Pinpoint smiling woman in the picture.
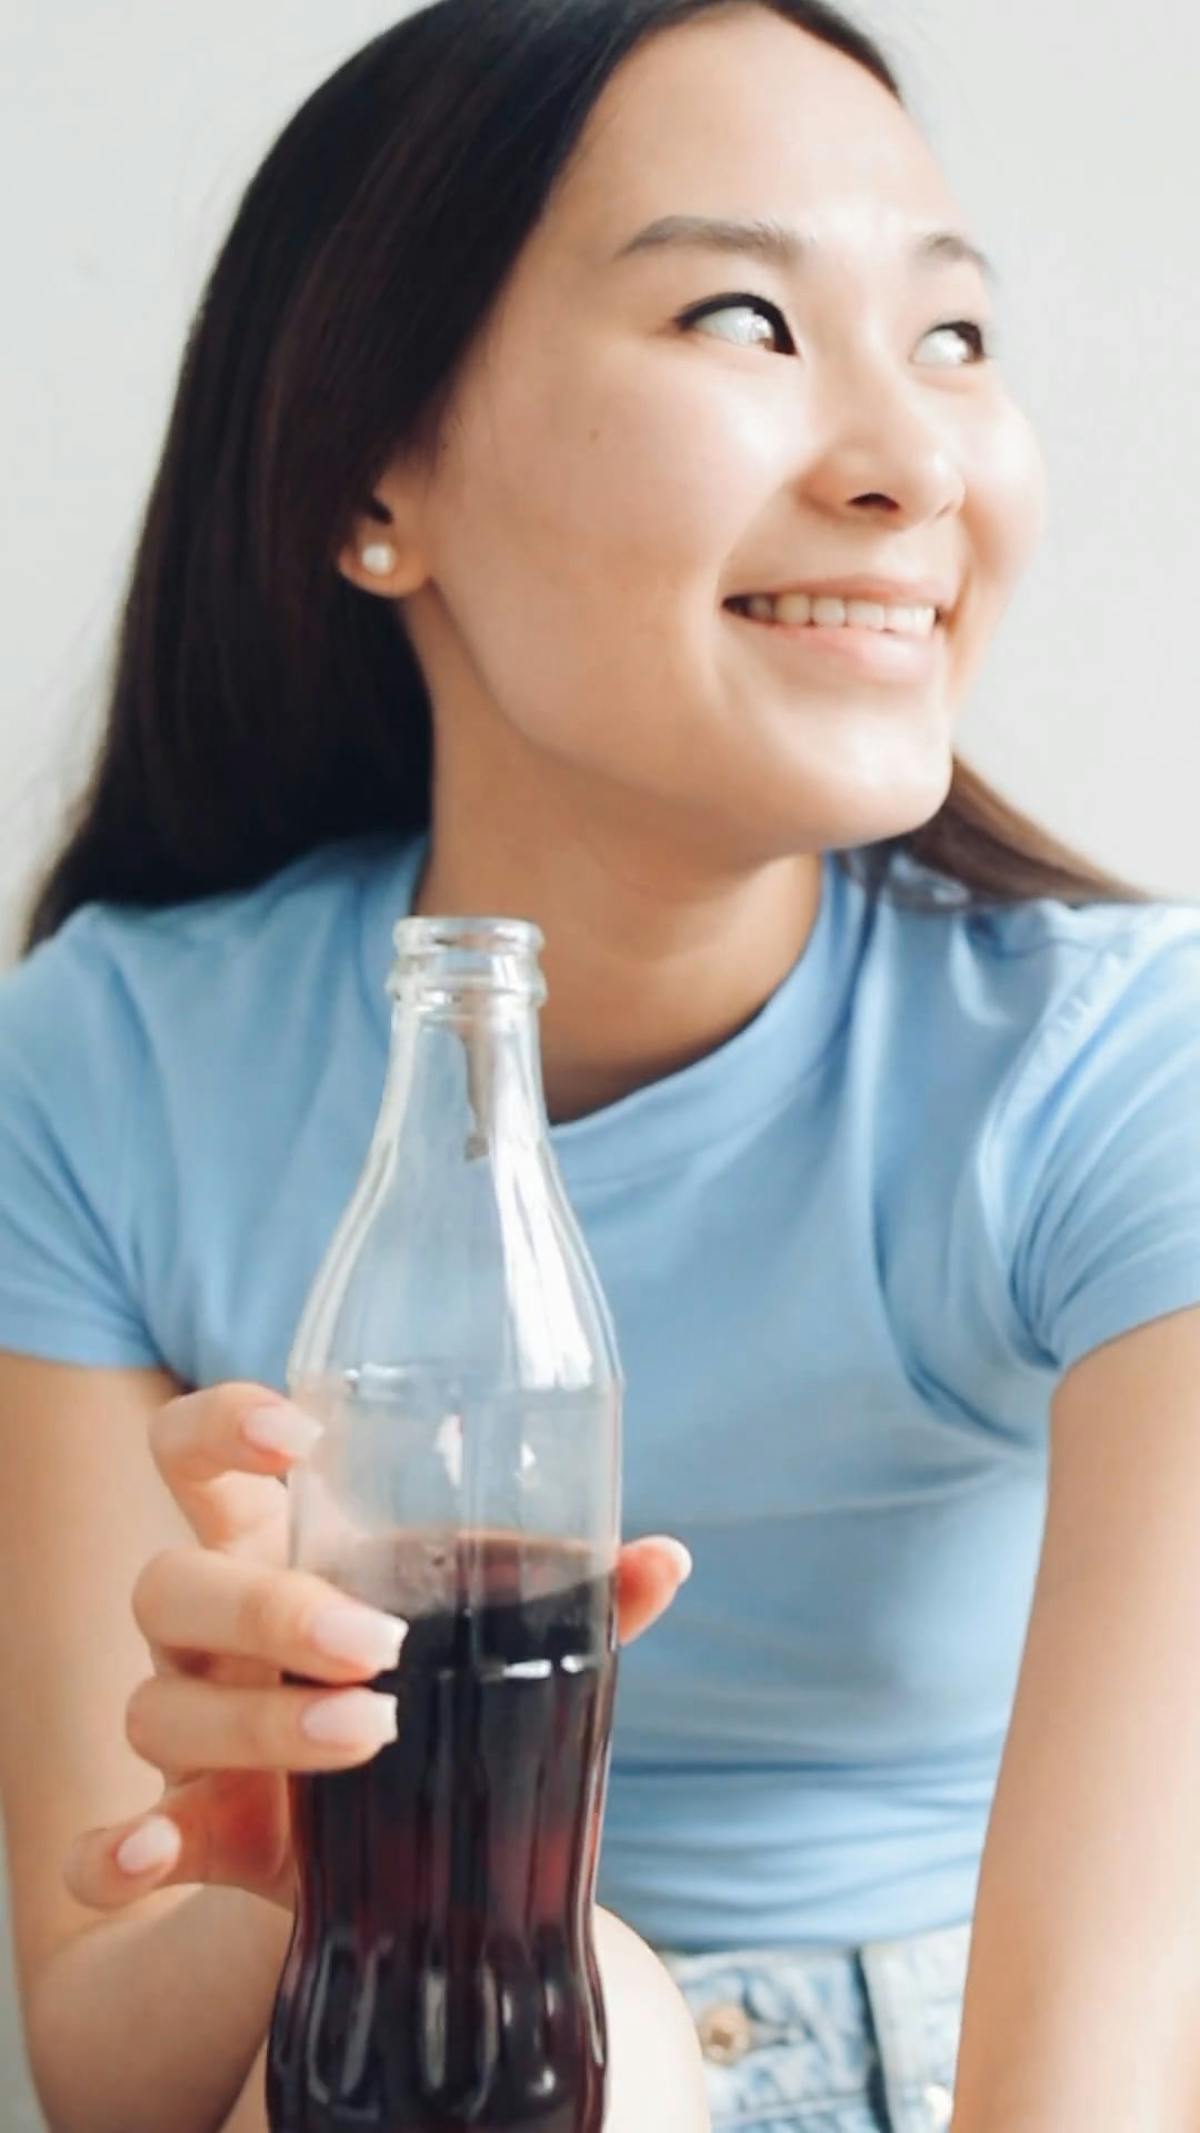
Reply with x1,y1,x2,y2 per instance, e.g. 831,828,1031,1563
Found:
4,4,1200,2133
19,0,1140,952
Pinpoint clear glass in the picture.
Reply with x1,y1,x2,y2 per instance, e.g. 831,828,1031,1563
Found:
267,917,623,2133
285,915,622,1600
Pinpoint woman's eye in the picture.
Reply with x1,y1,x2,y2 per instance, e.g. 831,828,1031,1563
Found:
677,298,993,369
916,320,993,367
678,294,793,353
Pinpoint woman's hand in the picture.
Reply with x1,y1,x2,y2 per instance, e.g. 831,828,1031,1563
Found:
64,1381,690,1914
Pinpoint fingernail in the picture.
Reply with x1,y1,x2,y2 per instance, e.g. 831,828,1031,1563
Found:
309,1602,407,1671
301,1690,399,1747
243,1404,324,1458
647,1536,694,1584
115,1816,180,1877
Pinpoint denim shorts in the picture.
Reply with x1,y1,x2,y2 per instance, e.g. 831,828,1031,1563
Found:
655,1919,970,2132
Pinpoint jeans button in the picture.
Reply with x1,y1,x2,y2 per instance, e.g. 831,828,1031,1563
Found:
923,2082,954,2128
696,2000,754,2064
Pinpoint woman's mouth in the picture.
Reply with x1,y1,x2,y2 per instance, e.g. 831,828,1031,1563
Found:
723,591,947,681
725,592,940,637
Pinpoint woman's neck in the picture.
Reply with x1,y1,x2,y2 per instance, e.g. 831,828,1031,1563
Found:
413,815,823,1126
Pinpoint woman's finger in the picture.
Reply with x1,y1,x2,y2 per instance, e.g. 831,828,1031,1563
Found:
148,1381,324,1554
133,1547,408,1686
616,1536,693,1643
73,1540,693,1918
64,1771,294,1914
125,1672,399,1777
64,1807,187,1912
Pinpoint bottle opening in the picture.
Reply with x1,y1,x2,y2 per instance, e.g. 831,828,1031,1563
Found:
388,916,547,1006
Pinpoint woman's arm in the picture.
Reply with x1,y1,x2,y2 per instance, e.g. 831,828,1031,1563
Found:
1,1354,284,2133
6,1349,698,2133
950,1307,1200,2133
31,1889,290,2133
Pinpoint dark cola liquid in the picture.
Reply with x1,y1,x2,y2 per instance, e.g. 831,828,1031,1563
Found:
266,1533,617,2133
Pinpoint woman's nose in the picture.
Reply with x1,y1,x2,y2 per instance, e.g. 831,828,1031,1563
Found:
798,381,967,528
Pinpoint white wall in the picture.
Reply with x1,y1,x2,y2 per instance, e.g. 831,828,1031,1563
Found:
892,0,1200,898
2,1,1197,2123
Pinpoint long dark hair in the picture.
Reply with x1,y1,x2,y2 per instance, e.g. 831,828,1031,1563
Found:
21,0,1148,955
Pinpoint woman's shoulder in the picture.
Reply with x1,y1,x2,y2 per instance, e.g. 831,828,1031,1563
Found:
962,878,1200,975
22,828,405,965
865,859,1200,1376
964,887,1200,1102
0,833,416,1373
876,850,1200,1062
0,830,411,1058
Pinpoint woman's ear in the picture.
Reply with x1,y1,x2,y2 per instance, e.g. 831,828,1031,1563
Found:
336,516,427,598
336,467,429,598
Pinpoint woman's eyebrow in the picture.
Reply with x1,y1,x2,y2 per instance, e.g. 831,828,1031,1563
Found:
610,214,996,286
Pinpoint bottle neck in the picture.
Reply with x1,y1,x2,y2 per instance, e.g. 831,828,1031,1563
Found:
380,918,551,1160
382,994,550,1159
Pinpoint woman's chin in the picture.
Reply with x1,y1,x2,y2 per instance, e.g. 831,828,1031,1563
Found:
713,753,954,861
788,732,956,848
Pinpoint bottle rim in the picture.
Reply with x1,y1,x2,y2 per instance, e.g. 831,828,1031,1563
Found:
392,916,545,954
387,915,547,1004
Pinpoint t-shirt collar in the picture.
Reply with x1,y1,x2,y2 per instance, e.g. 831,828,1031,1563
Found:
360,832,866,1181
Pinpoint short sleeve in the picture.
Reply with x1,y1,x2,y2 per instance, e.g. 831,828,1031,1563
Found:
1002,915,1200,1374
0,916,162,1368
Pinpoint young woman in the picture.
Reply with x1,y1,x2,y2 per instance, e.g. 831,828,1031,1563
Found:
3,1,1200,2128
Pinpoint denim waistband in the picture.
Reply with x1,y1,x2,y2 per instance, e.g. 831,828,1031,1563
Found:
655,1919,971,2132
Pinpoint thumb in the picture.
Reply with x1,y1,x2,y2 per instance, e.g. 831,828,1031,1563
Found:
64,1771,294,1914
616,1535,693,1643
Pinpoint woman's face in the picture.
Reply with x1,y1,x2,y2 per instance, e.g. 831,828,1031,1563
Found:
381,4,1046,865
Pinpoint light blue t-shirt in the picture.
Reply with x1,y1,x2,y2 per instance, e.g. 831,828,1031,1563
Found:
4,830,1200,1952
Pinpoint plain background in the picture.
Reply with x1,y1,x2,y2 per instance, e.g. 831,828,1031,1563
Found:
2,0,1197,2123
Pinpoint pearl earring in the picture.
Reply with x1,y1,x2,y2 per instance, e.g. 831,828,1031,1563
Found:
361,541,398,576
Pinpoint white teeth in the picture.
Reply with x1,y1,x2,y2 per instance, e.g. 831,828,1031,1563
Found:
732,594,939,638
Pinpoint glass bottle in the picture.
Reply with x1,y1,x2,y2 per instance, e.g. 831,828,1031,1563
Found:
266,916,623,2133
